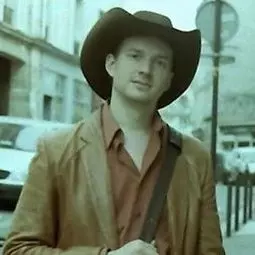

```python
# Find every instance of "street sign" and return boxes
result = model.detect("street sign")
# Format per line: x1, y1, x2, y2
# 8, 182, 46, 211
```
196, 0, 239, 44
201, 53, 235, 64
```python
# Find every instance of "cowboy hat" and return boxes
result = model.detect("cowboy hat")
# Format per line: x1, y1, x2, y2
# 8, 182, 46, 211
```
80, 7, 201, 109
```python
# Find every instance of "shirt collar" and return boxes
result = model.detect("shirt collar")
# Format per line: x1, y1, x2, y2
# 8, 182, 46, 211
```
102, 102, 121, 149
102, 102, 165, 149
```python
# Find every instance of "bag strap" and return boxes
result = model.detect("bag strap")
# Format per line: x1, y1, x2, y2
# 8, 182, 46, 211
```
139, 125, 182, 243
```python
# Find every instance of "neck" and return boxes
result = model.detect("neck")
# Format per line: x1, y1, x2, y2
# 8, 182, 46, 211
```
109, 91, 156, 132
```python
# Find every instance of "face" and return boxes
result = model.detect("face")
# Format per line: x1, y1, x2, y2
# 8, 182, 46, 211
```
105, 36, 174, 107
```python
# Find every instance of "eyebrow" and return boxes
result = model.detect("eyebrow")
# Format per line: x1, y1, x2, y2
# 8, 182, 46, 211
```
126, 48, 142, 53
126, 48, 171, 60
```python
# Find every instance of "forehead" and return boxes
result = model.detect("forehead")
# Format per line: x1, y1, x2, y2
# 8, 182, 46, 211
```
118, 36, 173, 56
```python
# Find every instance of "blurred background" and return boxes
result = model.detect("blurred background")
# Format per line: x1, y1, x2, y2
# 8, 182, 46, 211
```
0, 0, 255, 254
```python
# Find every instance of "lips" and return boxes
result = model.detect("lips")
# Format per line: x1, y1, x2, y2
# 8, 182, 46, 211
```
132, 80, 151, 87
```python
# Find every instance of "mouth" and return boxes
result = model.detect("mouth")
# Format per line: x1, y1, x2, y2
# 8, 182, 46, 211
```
132, 81, 151, 88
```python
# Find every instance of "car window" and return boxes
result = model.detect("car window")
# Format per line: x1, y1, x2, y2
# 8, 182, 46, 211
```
0, 123, 24, 149
0, 122, 62, 152
15, 126, 60, 152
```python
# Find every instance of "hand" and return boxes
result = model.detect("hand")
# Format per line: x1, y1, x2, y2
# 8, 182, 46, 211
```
108, 239, 158, 255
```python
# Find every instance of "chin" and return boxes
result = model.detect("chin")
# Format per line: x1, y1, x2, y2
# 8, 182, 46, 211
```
126, 95, 156, 105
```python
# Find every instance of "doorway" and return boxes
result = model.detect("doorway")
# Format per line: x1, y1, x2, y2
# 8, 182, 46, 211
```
0, 57, 11, 115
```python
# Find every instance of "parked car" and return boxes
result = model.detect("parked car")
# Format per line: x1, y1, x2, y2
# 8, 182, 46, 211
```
0, 116, 71, 243
230, 147, 255, 174
219, 147, 255, 184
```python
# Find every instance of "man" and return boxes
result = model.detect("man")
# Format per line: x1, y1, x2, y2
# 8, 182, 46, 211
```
3, 8, 225, 255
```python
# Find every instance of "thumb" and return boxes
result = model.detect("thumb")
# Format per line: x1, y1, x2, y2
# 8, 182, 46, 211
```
151, 240, 156, 246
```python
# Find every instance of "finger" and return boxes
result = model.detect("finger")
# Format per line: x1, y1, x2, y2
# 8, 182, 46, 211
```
146, 242, 157, 251
144, 246, 159, 255
151, 240, 156, 247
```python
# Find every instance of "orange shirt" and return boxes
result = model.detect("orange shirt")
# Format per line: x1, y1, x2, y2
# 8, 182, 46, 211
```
101, 103, 171, 255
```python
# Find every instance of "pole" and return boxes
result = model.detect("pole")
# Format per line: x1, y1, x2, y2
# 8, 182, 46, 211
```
211, 0, 222, 174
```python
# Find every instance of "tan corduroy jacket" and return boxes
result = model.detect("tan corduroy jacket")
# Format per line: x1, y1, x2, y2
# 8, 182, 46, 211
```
3, 108, 225, 255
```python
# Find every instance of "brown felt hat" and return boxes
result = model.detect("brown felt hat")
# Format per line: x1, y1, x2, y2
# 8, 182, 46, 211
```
80, 7, 201, 109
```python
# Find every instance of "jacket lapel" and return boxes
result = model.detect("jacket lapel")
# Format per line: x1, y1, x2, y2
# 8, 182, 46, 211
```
167, 154, 189, 252
78, 109, 118, 249
76, 107, 190, 251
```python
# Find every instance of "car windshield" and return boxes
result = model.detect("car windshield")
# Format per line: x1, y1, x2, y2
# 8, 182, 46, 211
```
0, 123, 58, 152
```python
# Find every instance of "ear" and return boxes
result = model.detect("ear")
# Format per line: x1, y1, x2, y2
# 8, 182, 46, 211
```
105, 53, 116, 78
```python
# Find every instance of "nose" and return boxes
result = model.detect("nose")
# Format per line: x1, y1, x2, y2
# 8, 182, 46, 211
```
139, 58, 152, 74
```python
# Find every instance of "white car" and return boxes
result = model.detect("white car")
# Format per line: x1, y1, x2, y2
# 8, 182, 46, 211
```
0, 116, 71, 243
228, 147, 255, 174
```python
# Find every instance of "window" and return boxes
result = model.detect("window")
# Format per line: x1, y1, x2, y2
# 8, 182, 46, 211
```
55, 74, 66, 96
54, 74, 66, 122
43, 95, 52, 120
222, 141, 234, 150
3, 5, 13, 25
74, 80, 88, 104
73, 80, 92, 122
237, 141, 250, 147
42, 71, 66, 122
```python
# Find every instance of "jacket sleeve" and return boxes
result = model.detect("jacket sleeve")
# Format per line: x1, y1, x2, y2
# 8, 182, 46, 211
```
198, 151, 226, 255
2, 138, 104, 255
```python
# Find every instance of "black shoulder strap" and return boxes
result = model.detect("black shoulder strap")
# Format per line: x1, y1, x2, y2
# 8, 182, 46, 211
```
139, 125, 182, 243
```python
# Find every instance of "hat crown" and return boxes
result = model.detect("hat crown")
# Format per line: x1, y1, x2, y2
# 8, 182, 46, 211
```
134, 11, 173, 28
80, 7, 201, 109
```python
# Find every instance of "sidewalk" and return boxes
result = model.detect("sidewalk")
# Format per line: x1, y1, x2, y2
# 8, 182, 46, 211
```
216, 184, 255, 254
223, 220, 255, 255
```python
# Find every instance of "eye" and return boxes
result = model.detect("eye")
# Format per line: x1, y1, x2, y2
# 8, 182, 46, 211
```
156, 59, 167, 67
156, 59, 168, 68
128, 53, 141, 60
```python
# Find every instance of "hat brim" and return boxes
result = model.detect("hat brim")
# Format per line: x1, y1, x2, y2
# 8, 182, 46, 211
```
80, 8, 201, 109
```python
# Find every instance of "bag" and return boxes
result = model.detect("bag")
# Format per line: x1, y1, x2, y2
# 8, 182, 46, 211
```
139, 125, 182, 242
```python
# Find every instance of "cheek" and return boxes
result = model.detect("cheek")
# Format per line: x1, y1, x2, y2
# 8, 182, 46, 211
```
113, 66, 131, 88
162, 73, 173, 90
117, 63, 132, 77
155, 73, 171, 91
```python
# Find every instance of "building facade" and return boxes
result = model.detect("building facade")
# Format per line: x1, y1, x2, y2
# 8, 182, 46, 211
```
2, 0, 254, 142
0, 0, 102, 123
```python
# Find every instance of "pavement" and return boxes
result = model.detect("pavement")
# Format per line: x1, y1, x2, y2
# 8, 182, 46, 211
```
216, 183, 255, 254
223, 221, 255, 255
0, 184, 254, 254
216, 183, 246, 223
